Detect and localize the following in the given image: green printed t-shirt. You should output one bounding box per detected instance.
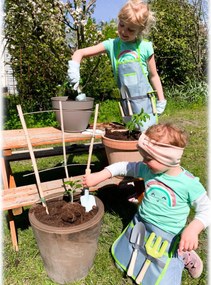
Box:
[102,37,154,77]
[137,165,206,235]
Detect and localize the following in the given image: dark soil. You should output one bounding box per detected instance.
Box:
[31,198,98,227]
[104,128,141,141]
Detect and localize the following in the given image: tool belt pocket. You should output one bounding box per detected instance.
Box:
[111,216,178,285]
[122,72,138,86]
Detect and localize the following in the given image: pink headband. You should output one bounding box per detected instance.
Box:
[138,133,184,166]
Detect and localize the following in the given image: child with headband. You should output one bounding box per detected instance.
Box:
[83,123,211,285]
[68,0,166,130]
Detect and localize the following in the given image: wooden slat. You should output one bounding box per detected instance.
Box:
[2,176,124,211]
[2,127,103,151]
[6,142,104,161]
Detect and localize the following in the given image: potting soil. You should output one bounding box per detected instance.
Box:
[31,200,98,227]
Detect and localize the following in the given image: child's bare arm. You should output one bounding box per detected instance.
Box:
[68,43,106,89]
[82,168,112,187]
[148,54,165,101]
[178,193,211,252]
[72,43,106,63]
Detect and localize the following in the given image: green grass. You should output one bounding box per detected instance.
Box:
[3,103,208,285]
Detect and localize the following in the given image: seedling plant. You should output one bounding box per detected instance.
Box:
[126,108,150,133]
[63,178,82,203]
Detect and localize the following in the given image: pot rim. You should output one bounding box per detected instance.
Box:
[51,96,94,102]
[102,134,138,143]
[29,195,104,234]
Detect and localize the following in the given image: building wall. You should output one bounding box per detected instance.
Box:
[1,38,18,95]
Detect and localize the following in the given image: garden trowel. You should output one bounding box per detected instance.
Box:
[127,222,145,277]
[119,86,133,124]
[80,169,96,212]
[75,85,86,101]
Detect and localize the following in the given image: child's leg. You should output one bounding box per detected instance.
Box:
[181,250,203,279]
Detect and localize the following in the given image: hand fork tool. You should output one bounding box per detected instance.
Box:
[135,232,169,284]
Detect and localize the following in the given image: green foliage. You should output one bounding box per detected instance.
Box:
[80,20,117,100]
[150,0,207,85]
[97,99,121,123]
[55,80,78,99]
[3,95,58,130]
[126,108,150,132]
[3,79,207,130]
[63,179,82,203]
[164,80,208,106]
[4,0,70,111]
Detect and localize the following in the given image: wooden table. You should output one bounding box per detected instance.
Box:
[1,127,104,250]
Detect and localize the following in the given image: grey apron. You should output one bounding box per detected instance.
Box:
[115,40,158,131]
[111,213,181,284]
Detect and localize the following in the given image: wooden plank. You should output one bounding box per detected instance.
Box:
[6,142,104,161]
[2,175,124,211]
[2,127,103,150]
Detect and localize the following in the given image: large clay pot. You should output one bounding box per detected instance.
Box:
[29,195,104,284]
[102,135,143,164]
[51,96,94,132]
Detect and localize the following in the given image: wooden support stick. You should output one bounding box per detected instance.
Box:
[86,104,99,171]
[16,105,49,214]
[59,101,69,179]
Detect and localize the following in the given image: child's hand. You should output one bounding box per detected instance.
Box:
[83,173,98,187]
[178,219,204,253]
[156,99,167,115]
[82,169,112,188]
[178,227,199,253]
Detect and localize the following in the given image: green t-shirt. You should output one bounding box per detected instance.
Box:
[106,161,206,235]
[102,37,154,77]
[137,164,206,234]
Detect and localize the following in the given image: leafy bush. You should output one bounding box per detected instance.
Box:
[164,80,208,105]
[3,80,207,130]
[151,0,207,85]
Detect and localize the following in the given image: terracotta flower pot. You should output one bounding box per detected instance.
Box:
[51,96,94,132]
[29,195,104,284]
[102,134,143,164]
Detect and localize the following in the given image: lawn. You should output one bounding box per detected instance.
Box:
[3,104,208,285]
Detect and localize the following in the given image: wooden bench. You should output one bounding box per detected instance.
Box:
[2,175,124,211]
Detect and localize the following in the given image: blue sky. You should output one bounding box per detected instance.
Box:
[93,0,126,22]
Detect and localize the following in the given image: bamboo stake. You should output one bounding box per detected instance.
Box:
[59,101,69,180]
[86,104,99,173]
[16,105,49,214]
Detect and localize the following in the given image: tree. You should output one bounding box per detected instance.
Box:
[58,0,117,101]
[150,0,207,85]
[4,0,69,111]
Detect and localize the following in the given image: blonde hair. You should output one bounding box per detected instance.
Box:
[118,0,155,36]
[145,123,188,148]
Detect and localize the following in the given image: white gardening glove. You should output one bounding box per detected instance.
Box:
[68,60,80,90]
[156,99,167,115]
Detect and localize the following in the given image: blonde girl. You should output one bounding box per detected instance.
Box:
[68,0,166,131]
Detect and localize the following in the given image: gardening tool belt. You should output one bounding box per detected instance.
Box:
[115,40,157,130]
[111,213,180,285]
